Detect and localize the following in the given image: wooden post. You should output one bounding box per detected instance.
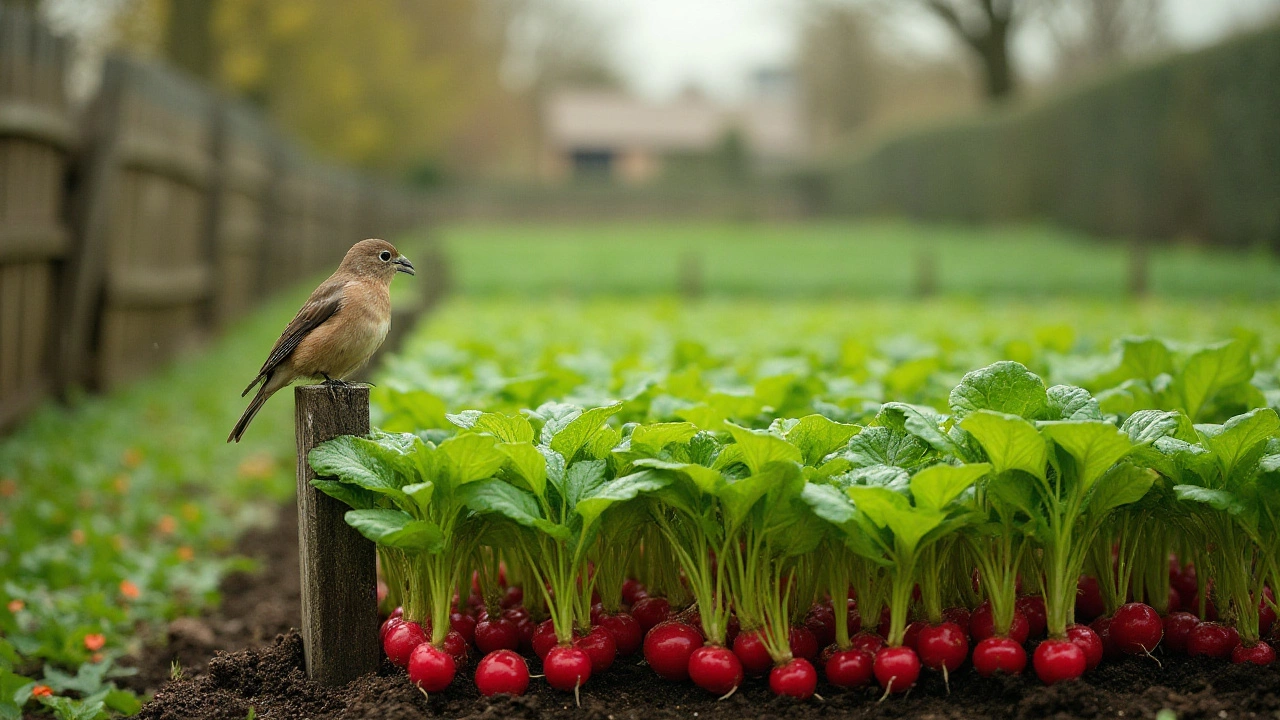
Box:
[295,384,379,685]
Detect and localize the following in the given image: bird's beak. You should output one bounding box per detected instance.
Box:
[393,256,415,275]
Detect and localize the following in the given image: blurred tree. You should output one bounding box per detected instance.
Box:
[916,0,1023,101]
[1043,0,1167,82]
[798,3,879,147]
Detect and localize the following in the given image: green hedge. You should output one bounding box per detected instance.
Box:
[817,26,1280,248]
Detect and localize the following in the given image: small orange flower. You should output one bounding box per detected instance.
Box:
[70,529,86,545]
[84,633,105,651]
[31,685,53,698]
[0,478,16,497]
[121,448,143,468]
[6,599,23,613]
[119,580,140,600]
[176,546,195,562]
[156,516,177,535]
[112,474,131,494]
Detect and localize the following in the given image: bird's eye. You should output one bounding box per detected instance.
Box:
[379,251,392,262]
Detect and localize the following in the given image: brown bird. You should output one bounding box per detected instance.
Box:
[228,238,415,442]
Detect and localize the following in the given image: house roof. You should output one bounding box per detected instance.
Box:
[543,89,805,159]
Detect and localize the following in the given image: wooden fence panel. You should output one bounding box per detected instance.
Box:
[0,4,74,431]
[63,56,215,389]
[210,100,273,325]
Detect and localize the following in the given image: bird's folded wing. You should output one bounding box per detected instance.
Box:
[251,280,347,381]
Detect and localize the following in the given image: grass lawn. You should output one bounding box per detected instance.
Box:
[435,220,1280,299]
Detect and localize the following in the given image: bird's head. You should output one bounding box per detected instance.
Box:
[340,238,415,282]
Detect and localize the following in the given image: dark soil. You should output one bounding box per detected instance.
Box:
[133,506,1280,719]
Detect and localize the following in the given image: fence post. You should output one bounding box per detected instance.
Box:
[294,384,379,685]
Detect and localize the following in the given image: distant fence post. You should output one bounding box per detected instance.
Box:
[295,384,379,686]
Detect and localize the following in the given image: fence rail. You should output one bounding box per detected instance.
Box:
[0,6,432,431]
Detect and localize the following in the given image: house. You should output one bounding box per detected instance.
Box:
[540,72,806,184]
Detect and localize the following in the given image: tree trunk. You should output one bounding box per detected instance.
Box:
[165,0,216,80]
[976,22,1015,101]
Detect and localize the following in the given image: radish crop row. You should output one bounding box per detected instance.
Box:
[313,359,1280,700]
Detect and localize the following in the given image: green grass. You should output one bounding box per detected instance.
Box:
[436,220,1280,299]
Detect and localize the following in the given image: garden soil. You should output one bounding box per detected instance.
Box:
[132,506,1280,720]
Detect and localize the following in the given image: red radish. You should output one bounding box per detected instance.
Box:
[1167,586,1183,613]
[475,616,520,654]
[589,602,605,625]
[597,612,643,656]
[1172,564,1198,601]
[384,621,427,667]
[407,643,456,692]
[804,604,836,648]
[688,645,743,695]
[732,629,774,676]
[844,603,864,636]
[916,622,969,672]
[971,601,1029,643]
[450,611,476,645]
[390,606,403,619]
[644,621,704,681]
[500,585,523,609]
[824,648,874,687]
[769,658,818,699]
[1033,639,1086,685]
[1075,576,1105,622]
[1016,596,1047,638]
[941,607,971,637]
[1066,624,1104,671]
[574,626,617,673]
[516,618,535,654]
[788,625,819,661]
[502,606,529,624]
[873,646,920,693]
[631,596,671,632]
[677,608,704,636]
[1231,640,1276,665]
[972,637,1026,677]
[1162,611,1199,653]
[902,620,927,650]
[380,616,404,642]
[621,578,646,606]
[544,645,592,691]
[442,630,469,666]
[1110,602,1163,654]
[877,607,892,638]
[532,619,558,660]
[1187,622,1237,659]
[726,614,741,647]
[1087,616,1119,660]
[1259,588,1276,636]
[475,650,529,697]
[850,631,886,655]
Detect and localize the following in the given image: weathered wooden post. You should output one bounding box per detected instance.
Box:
[295,384,380,685]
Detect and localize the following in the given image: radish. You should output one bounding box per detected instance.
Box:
[1260,588,1276,637]
[970,601,1029,643]
[1065,623,1104,670]
[543,645,592,691]
[475,616,520,654]
[442,630,469,666]
[516,617,535,654]
[1231,640,1276,665]
[902,620,927,650]
[596,612,642,656]
[1016,595,1047,638]
[532,619,558,660]
[788,625,819,661]
[1087,616,1119,661]
[383,620,427,667]
[500,585,523,609]
[941,607,971,637]
[1075,575,1105,622]
[803,604,836,648]
[380,615,404,642]
[573,625,617,673]
[824,648,874,687]
[408,643,456,692]
[1033,639,1086,684]
[631,596,671,633]
[687,645,743,695]
[1187,622,1237,659]
[1110,602,1162,654]
[621,578,646,606]
[769,658,817,699]
[850,631,886,655]
[475,650,529,697]
[502,606,529,624]
[732,629,774,676]
[643,620,703,681]
[449,611,476,645]
[873,646,920,693]
[1162,611,1199,653]
[916,622,969,672]
[972,636,1026,677]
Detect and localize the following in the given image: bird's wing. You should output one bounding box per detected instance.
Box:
[241,279,347,396]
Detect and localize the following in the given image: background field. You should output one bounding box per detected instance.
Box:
[439,221,1280,299]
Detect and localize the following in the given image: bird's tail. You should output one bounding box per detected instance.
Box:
[228,383,272,443]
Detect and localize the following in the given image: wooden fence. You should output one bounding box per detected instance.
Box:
[0,6,432,431]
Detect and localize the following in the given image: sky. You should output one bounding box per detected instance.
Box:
[577,0,1280,100]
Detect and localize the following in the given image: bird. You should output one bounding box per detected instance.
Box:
[227,238,415,442]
